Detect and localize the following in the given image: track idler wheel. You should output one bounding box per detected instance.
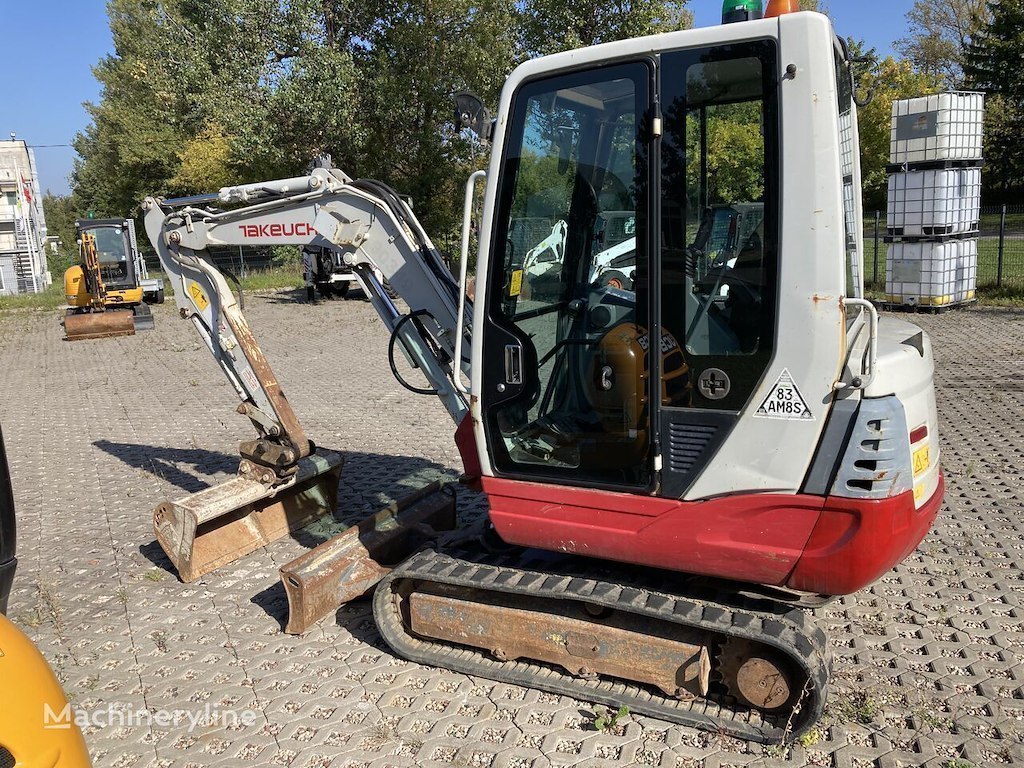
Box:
[717,638,802,713]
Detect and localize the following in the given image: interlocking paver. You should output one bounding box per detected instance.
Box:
[1,296,1023,766]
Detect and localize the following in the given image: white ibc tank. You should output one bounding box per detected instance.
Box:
[955,238,978,304]
[887,168,982,236]
[886,240,960,307]
[890,93,985,164]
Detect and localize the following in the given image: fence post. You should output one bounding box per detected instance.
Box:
[873,210,880,285]
[998,204,1007,289]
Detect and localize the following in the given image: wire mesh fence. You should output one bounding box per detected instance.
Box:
[864,204,1024,292]
[143,246,278,278]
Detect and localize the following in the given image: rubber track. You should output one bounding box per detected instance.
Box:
[373,548,831,744]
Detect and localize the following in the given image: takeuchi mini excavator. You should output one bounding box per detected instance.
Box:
[141,6,943,743]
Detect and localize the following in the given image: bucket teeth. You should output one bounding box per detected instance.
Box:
[153,448,343,582]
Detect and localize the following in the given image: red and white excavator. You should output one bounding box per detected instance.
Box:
[141,4,943,743]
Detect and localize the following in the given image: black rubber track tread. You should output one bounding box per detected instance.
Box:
[373,547,831,744]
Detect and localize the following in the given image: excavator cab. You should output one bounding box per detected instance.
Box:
[475,12,942,594]
[67,221,144,307]
[484,55,773,486]
[92,224,136,289]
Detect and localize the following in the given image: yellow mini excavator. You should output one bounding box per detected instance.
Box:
[63,218,160,340]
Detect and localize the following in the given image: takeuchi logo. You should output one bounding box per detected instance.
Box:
[239,222,314,238]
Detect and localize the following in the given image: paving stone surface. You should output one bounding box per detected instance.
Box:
[1,295,1022,768]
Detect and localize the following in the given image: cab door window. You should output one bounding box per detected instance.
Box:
[483,62,653,489]
[661,42,778,411]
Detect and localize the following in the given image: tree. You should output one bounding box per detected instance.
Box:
[72,0,513,238]
[895,0,988,88]
[73,0,359,215]
[965,0,1024,200]
[72,0,713,243]
[521,0,691,58]
[41,194,80,275]
[334,0,521,238]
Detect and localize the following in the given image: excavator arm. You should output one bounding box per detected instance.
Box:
[141,165,472,583]
[143,166,469,467]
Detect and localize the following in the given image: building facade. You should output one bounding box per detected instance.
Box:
[0,138,49,295]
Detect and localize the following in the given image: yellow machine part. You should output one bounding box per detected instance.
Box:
[64,267,143,309]
[63,265,90,309]
[0,613,91,767]
[63,250,141,341]
[105,286,144,306]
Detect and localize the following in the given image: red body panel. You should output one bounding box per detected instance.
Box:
[483,472,943,596]
[454,414,482,485]
[784,473,944,594]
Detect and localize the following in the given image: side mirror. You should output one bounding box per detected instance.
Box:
[454,92,492,141]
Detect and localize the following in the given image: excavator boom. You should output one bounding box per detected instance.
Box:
[142,169,472,584]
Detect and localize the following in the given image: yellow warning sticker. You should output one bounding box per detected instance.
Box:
[509,269,523,297]
[188,282,210,312]
[913,482,925,502]
[912,445,930,477]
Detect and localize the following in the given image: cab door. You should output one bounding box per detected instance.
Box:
[479,61,656,491]
[656,28,848,499]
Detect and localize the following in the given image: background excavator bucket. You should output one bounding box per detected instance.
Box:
[132,302,155,331]
[63,309,136,341]
[154,449,343,582]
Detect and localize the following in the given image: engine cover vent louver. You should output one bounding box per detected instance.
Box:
[668,422,719,474]
[831,396,913,499]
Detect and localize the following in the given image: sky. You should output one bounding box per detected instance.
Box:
[2,0,916,198]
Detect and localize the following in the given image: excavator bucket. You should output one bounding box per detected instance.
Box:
[63,309,136,341]
[132,303,155,331]
[154,448,343,582]
[280,480,457,634]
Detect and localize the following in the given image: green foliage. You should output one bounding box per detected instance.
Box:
[513,154,573,220]
[270,245,302,266]
[41,193,81,275]
[593,704,629,732]
[966,1,1024,200]
[705,104,765,204]
[342,0,521,235]
[0,283,68,311]
[169,124,236,193]
[73,0,699,237]
[796,725,823,747]
[853,51,941,209]
[238,264,304,291]
[522,0,692,57]
[833,689,879,725]
[896,0,988,88]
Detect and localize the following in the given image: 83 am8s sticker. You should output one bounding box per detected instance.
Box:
[754,368,814,421]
